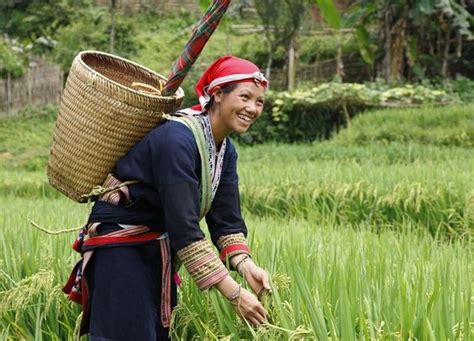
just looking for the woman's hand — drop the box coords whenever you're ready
[239,259,271,298]
[232,287,268,326]
[215,275,268,326]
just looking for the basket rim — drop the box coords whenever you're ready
[76,50,185,100]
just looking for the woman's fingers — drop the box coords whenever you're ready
[248,305,266,322]
[257,303,269,318]
[244,310,265,326]
[246,316,261,326]
[234,288,269,326]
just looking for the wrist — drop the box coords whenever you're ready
[238,257,256,275]
[234,255,253,274]
[226,285,241,303]
[230,253,248,268]
[215,275,240,298]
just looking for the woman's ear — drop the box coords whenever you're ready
[213,87,223,104]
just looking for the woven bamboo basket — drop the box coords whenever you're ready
[47,51,184,202]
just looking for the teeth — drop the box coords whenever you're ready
[238,114,251,122]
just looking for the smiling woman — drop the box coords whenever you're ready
[64,55,272,340]
[189,55,267,143]
[210,82,265,141]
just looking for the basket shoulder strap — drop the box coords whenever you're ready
[166,115,212,219]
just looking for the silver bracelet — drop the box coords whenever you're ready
[227,285,241,302]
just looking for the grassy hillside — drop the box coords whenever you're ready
[0,106,56,172]
[331,104,474,147]
[0,104,472,236]
[1,103,473,172]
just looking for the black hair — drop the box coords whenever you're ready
[205,83,239,110]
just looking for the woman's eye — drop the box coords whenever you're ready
[240,94,249,100]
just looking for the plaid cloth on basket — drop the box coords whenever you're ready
[162,0,231,96]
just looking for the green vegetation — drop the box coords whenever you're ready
[0,37,27,78]
[239,86,473,144]
[172,219,472,339]
[1,1,472,336]
[0,105,56,171]
[332,104,474,147]
[1,0,472,89]
[349,0,473,81]
[1,104,472,235]
[1,201,471,339]
[0,104,472,339]
[52,8,140,71]
[299,33,360,64]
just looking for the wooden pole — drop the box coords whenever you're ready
[110,0,116,54]
[7,72,11,115]
[288,37,296,91]
[27,63,32,106]
[336,30,345,80]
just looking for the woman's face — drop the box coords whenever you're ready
[212,82,265,136]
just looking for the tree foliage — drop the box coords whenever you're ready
[0,0,92,45]
[253,0,307,88]
[352,0,473,81]
[0,0,140,72]
[315,0,341,29]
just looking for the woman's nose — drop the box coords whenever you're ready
[245,101,258,114]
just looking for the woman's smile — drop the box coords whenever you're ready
[237,112,253,123]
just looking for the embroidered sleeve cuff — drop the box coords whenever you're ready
[177,239,228,290]
[217,233,251,262]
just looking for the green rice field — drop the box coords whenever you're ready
[0,104,473,339]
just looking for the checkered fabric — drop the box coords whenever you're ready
[162,0,231,96]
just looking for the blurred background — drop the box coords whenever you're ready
[0,0,473,144]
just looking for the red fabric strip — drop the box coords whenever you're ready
[63,261,81,295]
[219,244,250,260]
[159,239,171,328]
[82,232,162,248]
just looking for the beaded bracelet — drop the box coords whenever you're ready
[235,255,251,274]
[227,285,241,302]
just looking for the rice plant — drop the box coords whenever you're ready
[1,198,472,339]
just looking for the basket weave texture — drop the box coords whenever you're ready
[47,51,184,202]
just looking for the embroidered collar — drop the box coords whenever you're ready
[175,109,227,202]
[194,112,227,202]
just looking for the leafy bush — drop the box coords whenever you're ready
[0,0,93,57]
[443,76,474,103]
[0,37,27,78]
[2,0,85,35]
[236,82,460,144]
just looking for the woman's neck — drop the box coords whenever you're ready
[208,107,230,145]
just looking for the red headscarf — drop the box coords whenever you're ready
[191,55,268,111]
